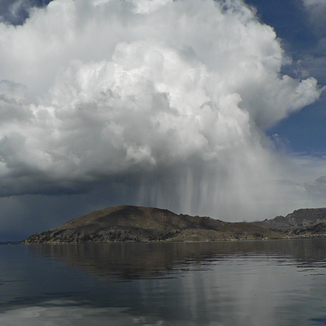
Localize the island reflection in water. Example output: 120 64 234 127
1 239 326 325
28 239 326 280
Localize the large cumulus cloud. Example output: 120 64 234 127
0 0 324 230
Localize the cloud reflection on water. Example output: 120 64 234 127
1 240 326 325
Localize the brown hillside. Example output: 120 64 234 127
23 205 281 243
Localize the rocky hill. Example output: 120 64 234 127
253 208 326 236
22 206 326 244
22 205 281 244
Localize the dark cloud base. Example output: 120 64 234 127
0 0 52 25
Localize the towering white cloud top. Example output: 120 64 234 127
0 0 323 219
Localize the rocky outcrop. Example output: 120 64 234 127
253 208 326 236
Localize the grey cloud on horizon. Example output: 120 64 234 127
305 176 326 198
0 0 325 240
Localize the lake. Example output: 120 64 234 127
0 239 326 325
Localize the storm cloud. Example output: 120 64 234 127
0 0 325 240
0 0 52 25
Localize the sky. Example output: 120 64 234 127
0 0 325 242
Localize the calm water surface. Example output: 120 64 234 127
1 239 326 325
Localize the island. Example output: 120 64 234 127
22 205 326 244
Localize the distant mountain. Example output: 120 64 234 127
22 205 281 244
253 208 326 236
